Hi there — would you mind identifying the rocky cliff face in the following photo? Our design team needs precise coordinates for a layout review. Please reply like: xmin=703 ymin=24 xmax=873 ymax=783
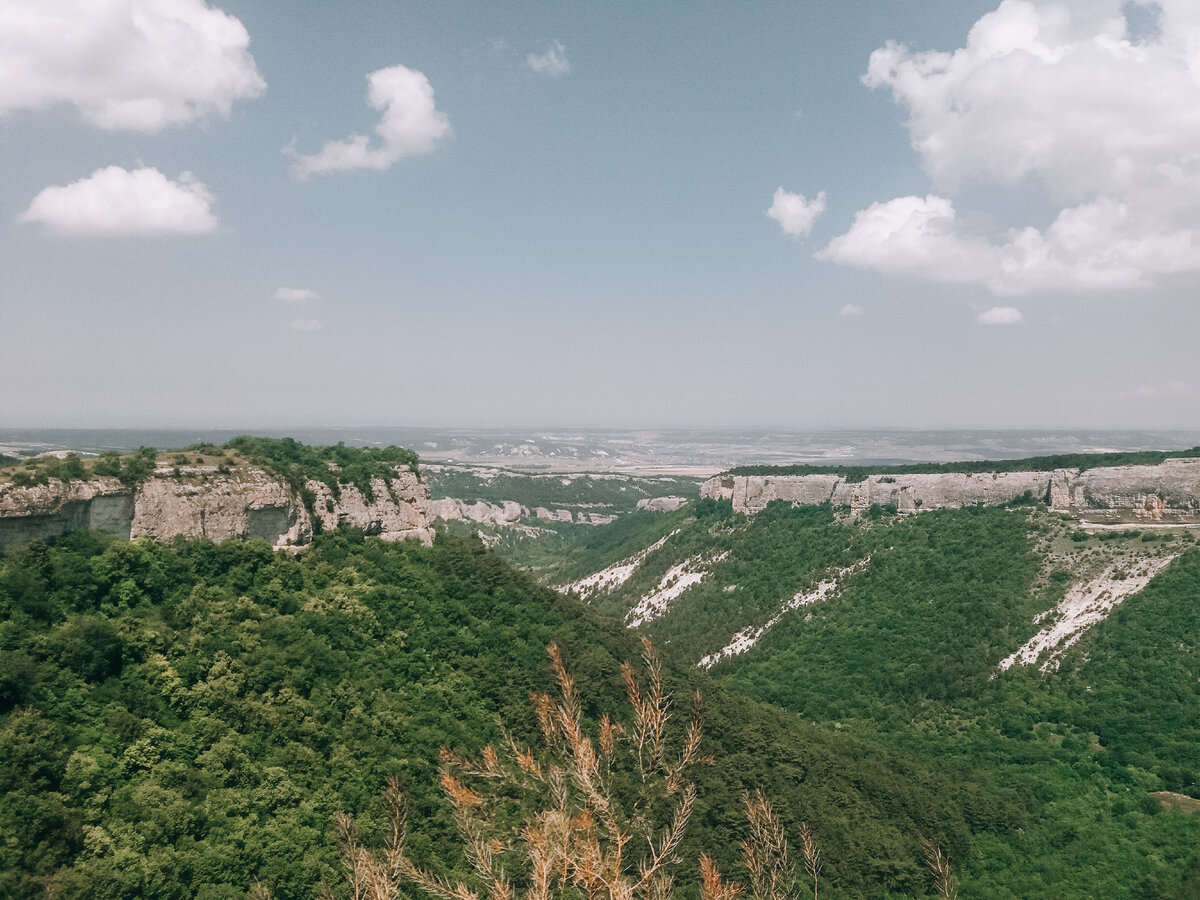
xmin=421 ymin=497 xmax=619 ymax=527
xmin=702 ymin=457 xmax=1200 ymax=522
xmin=0 ymin=464 xmax=434 ymax=551
xmin=0 ymin=478 xmax=134 ymax=549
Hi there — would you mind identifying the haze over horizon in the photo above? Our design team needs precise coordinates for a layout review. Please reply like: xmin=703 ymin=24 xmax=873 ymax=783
xmin=3 ymin=1 xmax=1199 ymax=430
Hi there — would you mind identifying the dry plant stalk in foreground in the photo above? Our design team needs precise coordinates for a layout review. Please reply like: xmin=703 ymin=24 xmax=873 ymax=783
xmin=700 ymin=791 xmax=821 ymax=900
xmin=329 ymin=638 xmax=707 ymax=900
xmin=923 ymin=839 xmax=957 ymax=900
xmin=324 ymin=639 xmax=962 ymax=900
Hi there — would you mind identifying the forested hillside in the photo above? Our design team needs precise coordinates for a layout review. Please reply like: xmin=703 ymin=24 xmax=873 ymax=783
xmin=0 ymin=529 xmax=1010 ymax=899
xmin=544 ymin=501 xmax=1200 ymax=897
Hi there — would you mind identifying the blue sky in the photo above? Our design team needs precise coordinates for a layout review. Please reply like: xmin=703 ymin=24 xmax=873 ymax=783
xmin=2 ymin=0 xmax=1198 ymax=430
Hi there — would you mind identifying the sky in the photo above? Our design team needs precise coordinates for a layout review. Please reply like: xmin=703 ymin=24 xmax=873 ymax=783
xmin=2 ymin=0 xmax=1199 ymax=430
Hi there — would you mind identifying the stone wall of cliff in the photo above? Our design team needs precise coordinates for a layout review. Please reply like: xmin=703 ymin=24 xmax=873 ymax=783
xmin=702 ymin=457 xmax=1200 ymax=521
xmin=421 ymin=497 xmax=619 ymax=527
xmin=0 ymin=464 xmax=435 ymax=551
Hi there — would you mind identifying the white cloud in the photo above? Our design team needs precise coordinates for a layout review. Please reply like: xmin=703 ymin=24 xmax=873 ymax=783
xmin=274 ymin=287 xmax=318 ymax=303
xmin=19 ymin=166 xmax=217 ymax=236
xmin=821 ymin=0 xmax=1200 ymax=294
xmin=0 ymin=0 xmax=264 ymax=132
xmin=527 ymin=41 xmax=570 ymax=76
xmin=292 ymin=65 xmax=451 ymax=177
xmin=819 ymin=193 xmax=1200 ymax=295
xmin=1129 ymin=379 xmax=1188 ymax=397
xmin=839 ymin=303 xmax=865 ymax=317
xmin=977 ymin=306 xmax=1024 ymax=325
xmin=767 ymin=188 xmax=826 ymax=237
xmin=289 ymin=319 xmax=323 ymax=332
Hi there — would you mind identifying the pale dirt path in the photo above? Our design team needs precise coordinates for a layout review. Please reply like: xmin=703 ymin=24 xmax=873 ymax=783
xmin=999 ymin=554 xmax=1178 ymax=673
xmin=698 ymin=558 xmax=870 ymax=669
xmin=559 ymin=530 xmax=678 ymax=600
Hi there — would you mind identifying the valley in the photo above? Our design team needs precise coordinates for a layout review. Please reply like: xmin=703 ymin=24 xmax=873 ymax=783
xmin=2 ymin=439 xmax=1199 ymax=897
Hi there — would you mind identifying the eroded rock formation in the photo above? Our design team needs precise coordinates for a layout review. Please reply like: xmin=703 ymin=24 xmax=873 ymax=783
xmin=0 ymin=465 xmax=435 ymax=551
xmin=702 ymin=458 xmax=1200 ymax=522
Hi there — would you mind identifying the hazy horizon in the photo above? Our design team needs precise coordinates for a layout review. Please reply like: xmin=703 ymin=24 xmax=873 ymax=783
xmin=6 ymin=426 xmax=1200 ymax=473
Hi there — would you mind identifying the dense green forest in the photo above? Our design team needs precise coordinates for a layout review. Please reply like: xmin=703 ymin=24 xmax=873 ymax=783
xmin=5 ymin=439 xmax=1200 ymax=897
xmin=728 ymin=446 xmax=1200 ymax=479
xmin=0 ymin=529 xmax=1014 ymax=899
xmin=534 ymin=501 xmax=1200 ymax=897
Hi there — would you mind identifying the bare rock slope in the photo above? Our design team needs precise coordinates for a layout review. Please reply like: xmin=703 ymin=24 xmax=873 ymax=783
xmin=0 ymin=465 xmax=434 ymax=551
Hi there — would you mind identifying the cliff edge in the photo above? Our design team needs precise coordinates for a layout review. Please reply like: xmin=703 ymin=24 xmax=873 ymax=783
xmin=702 ymin=457 xmax=1200 ymax=522
xmin=0 ymin=461 xmax=435 ymax=552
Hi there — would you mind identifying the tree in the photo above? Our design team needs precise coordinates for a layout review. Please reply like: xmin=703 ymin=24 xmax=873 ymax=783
xmin=330 ymin=639 xmax=707 ymax=900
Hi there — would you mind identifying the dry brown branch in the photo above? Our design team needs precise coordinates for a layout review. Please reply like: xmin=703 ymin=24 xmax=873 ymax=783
xmin=666 ymin=692 xmax=705 ymax=794
xmin=621 ymin=638 xmax=673 ymax=782
xmin=636 ymin=784 xmax=696 ymax=891
xmin=799 ymin=823 xmax=820 ymax=900
xmin=700 ymin=854 xmax=745 ymax=900
xmin=329 ymin=641 xmax=706 ymax=900
xmin=740 ymin=790 xmax=796 ymax=900
xmin=599 ymin=713 xmax=624 ymax=757
xmin=922 ymin=839 xmax=957 ymax=900
xmin=439 ymin=746 xmax=504 ymax=779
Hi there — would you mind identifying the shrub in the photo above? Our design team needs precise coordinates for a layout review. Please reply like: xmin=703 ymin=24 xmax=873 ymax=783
xmin=331 ymin=639 xmax=708 ymax=900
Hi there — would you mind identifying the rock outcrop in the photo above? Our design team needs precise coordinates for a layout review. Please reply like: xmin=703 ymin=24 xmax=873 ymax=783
xmin=0 ymin=465 xmax=435 ymax=552
xmin=636 ymin=496 xmax=688 ymax=512
xmin=424 ymin=498 xmax=526 ymax=526
xmin=702 ymin=457 xmax=1200 ymax=522
xmin=422 ymin=499 xmax=618 ymax=527
xmin=0 ymin=477 xmax=134 ymax=548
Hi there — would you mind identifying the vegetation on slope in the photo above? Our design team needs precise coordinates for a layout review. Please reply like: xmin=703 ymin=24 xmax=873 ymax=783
xmin=0 ymin=448 xmax=158 ymax=488
xmin=0 ymin=529 xmax=1006 ymax=899
xmin=423 ymin=464 xmax=701 ymax=511
xmin=217 ymin=437 xmax=420 ymax=505
xmin=486 ymin=507 xmax=693 ymax=587
xmin=551 ymin=502 xmax=1200 ymax=897
xmin=0 ymin=438 xmax=421 ymax=510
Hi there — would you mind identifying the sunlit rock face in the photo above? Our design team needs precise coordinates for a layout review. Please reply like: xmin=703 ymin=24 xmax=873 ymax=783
xmin=1065 ymin=459 xmax=1200 ymax=522
xmin=424 ymin=497 xmax=528 ymax=526
xmin=702 ymin=458 xmax=1200 ymax=522
xmin=0 ymin=466 xmax=435 ymax=551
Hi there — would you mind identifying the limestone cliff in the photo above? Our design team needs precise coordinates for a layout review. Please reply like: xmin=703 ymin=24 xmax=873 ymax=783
xmin=422 ymin=498 xmax=619 ymax=527
xmin=702 ymin=457 xmax=1200 ymax=522
xmin=0 ymin=464 xmax=434 ymax=551
xmin=423 ymin=497 xmax=527 ymax=526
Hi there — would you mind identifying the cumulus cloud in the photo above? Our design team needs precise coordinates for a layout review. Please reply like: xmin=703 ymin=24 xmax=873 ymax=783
xmin=819 ymin=193 xmax=1200 ymax=295
xmin=977 ymin=306 xmax=1024 ymax=325
xmin=767 ymin=188 xmax=826 ymax=237
xmin=0 ymin=0 xmax=264 ymax=132
xmin=819 ymin=195 xmax=998 ymax=283
xmin=821 ymin=0 xmax=1200 ymax=294
xmin=274 ymin=287 xmax=318 ymax=302
xmin=839 ymin=303 xmax=865 ymax=317
xmin=19 ymin=166 xmax=218 ymax=236
xmin=292 ymin=65 xmax=451 ymax=177
xmin=527 ymin=41 xmax=570 ymax=76
xmin=1127 ymin=379 xmax=1188 ymax=398
xmin=289 ymin=319 xmax=323 ymax=332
